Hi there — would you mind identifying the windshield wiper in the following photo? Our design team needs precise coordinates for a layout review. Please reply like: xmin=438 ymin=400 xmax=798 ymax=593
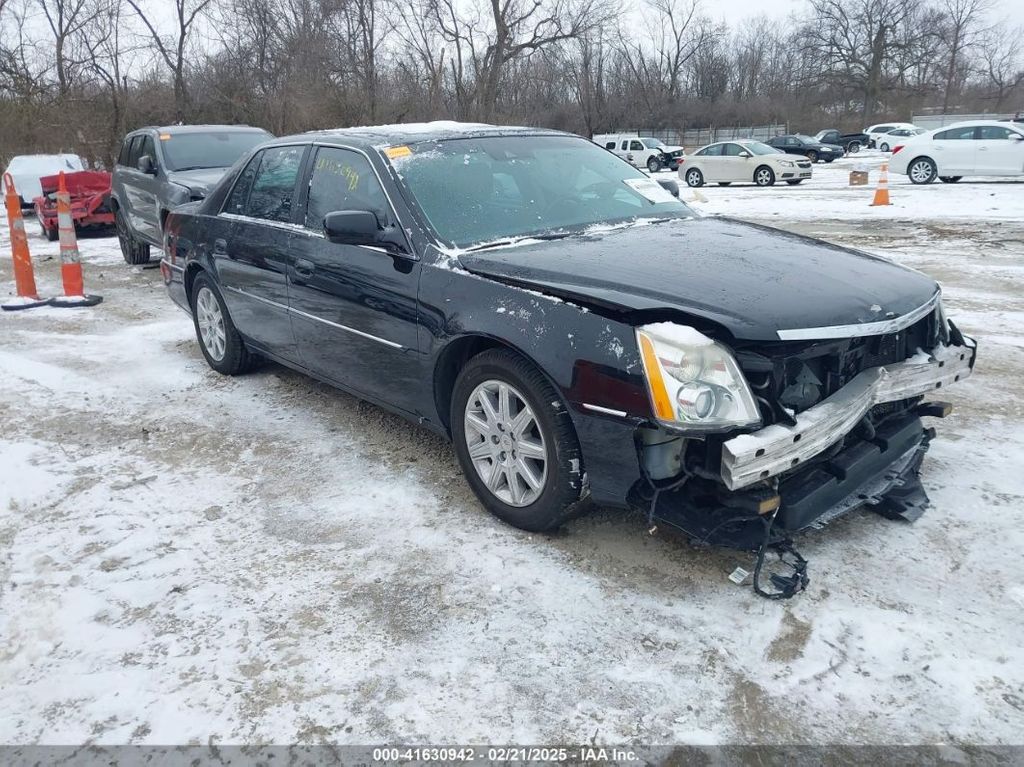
xmin=171 ymin=165 xmax=224 ymax=172
xmin=463 ymin=232 xmax=572 ymax=252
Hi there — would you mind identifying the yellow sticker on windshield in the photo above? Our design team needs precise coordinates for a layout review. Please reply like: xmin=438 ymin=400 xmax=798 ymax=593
xmin=159 ymin=133 xmax=172 ymax=140
xmin=385 ymin=145 xmax=412 ymax=159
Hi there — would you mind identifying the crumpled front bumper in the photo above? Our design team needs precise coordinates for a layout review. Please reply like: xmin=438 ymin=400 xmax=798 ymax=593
xmin=721 ymin=338 xmax=977 ymax=491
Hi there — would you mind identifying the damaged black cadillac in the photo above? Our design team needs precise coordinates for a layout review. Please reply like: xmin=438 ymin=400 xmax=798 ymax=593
xmin=160 ymin=123 xmax=976 ymax=596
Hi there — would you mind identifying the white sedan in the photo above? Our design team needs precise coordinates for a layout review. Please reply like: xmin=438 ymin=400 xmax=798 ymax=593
xmin=2 ymin=153 xmax=84 ymax=206
xmin=679 ymin=140 xmax=813 ymax=187
xmin=889 ymin=120 xmax=1024 ymax=184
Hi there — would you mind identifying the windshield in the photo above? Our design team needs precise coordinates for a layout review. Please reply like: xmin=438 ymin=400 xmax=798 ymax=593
xmin=160 ymin=131 xmax=271 ymax=171
xmin=795 ymin=135 xmax=818 ymax=144
xmin=642 ymin=137 xmax=666 ymax=148
xmin=740 ymin=141 xmax=784 ymax=155
xmin=813 ymin=130 xmax=829 ymax=140
xmin=389 ymin=135 xmax=693 ymax=248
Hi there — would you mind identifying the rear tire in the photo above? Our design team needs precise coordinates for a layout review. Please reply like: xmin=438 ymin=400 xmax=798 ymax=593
xmin=908 ymin=157 xmax=938 ymax=185
xmin=190 ymin=272 xmax=259 ymax=376
xmin=806 ymin=151 xmax=818 ymax=163
xmin=116 ymin=208 xmax=150 ymax=265
xmin=939 ymin=176 xmax=962 ymax=183
xmin=451 ymin=349 xmax=587 ymax=532
xmin=848 ymin=142 xmax=861 ymax=154
xmin=685 ymin=168 xmax=704 ymax=188
xmin=754 ymin=166 xmax=776 ymax=186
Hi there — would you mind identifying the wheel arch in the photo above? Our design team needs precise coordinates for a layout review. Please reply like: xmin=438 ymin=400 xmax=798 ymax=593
xmin=432 ymin=333 xmax=563 ymax=438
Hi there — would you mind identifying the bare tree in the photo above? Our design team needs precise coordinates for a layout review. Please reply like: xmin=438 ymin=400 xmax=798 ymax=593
xmin=124 ymin=0 xmax=215 ymax=121
xmin=978 ymin=23 xmax=1024 ymax=108
xmin=936 ymin=0 xmax=992 ymax=111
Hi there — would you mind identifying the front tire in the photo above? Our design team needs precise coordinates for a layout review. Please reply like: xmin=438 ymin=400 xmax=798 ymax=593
xmin=908 ymin=157 xmax=938 ymax=185
xmin=880 ymin=142 xmax=890 ymax=152
xmin=754 ymin=165 xmax=776 ymax=186
xmin=190 ymin=272 xmax=258 ymax=375
xmin=647 ymin=156 xmax=661 ymax=173
xmin=451 ymin=349 xmax=586 ymax=532
xmin=116 ymin=208 xmax=150 ymax=265
xmin=685 ymin=168 xmax=704 ymax=187
xmin=806 ymin=151 xmax=818 ymax=163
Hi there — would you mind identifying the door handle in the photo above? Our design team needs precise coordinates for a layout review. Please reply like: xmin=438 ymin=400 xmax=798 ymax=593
xmin=294 ymin=258 xmax=315 ymax=278
xmin=979 ymin=147 xmax=989 ymax=151
xmin=213 ymin=238 xmax=228 ymax=255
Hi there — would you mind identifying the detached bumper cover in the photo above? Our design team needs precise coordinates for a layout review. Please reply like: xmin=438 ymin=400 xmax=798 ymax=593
xmin=721 ymin=339 xmax=976 ymax=490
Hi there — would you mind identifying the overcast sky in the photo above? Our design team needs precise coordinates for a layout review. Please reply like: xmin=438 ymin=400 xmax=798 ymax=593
xmin=702 ymin=0 xmax=1024 ymax=26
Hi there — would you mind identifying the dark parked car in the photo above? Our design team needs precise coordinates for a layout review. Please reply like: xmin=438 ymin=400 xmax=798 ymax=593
xmin=112 ymin=124 xmax=273 ymax=265
xmin=767 ymin=134 xmax=844 ymax=162
xmin=161 ymin=123 xmax=975 ymax=587
xmin=814 ymin=129 xmax=869 ymax=154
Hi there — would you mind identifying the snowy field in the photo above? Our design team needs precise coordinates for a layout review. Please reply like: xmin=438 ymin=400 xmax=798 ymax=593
xmin=2 ymin=170 xmax=1024 ymax=747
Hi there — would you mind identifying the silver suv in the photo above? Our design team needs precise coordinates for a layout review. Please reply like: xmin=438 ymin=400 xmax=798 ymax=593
xmin=111 ymin=124 xmax=272 ymax=264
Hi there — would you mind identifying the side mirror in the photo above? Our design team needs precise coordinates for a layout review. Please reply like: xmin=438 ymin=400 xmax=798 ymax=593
xmin=738 ymin=151 xmax=752 ymax=159
xmin=324 ymin=210 xmax=380 ymax=245
xmin=655 ymin=178 xmax=679 ymax=198
xmin=137 ymin=155 xmax=156 ymax=175
xmin=1010 ymin=134 xmax=1023 ymax=141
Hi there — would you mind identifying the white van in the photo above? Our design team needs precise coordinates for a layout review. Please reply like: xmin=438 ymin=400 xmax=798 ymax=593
xmin=593 ymin=134 xmax=685 ymax=172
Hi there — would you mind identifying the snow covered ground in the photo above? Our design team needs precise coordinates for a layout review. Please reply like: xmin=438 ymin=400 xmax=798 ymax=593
xmin=2 ymin=178 xmax=1024 ymax=747
xmin=676 ymin=150 xmax=1024 ymax=221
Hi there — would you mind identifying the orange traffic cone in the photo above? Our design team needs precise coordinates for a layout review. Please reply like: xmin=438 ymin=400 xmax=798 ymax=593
xmin=870 ymin=162 xmax=892 ymax=206
xmin=49 ymin=171 xmax=102 ymax=308
xmin=2 ymin=173 xmax=50 ymax=311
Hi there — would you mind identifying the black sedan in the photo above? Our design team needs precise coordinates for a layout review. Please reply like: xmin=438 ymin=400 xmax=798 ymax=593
xmin=767 ymin=134 xmax=844 ymax=163
xmin=160 ymin=124 xmax=975 ymax=579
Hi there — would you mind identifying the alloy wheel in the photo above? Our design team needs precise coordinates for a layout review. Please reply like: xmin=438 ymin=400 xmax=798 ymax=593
xmin=909 ymin=159 xmax=935 ymax=184
xmin=463 ymin=379 xmax=548 ymax=507
xmin=195 ymin=286 xmax=227 ymax=362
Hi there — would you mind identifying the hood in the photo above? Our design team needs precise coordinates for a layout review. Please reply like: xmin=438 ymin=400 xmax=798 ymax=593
xmin=166 ymin=167 xmax=229 ymax=197
xmin=659 ymin=145 xmax=685 ymax=154
xmin=457 ymin=217 xmax=938 ymax=342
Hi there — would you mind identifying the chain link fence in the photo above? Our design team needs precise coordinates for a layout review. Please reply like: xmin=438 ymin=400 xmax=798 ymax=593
xmin=609 ymin=125 xmax=788 ymax=148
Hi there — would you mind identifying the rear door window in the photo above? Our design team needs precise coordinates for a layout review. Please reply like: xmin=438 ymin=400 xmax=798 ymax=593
xmin=244 ymin=145 xmax=306 ymax=223
xmin=303 ymin=147 xmax=388 ymax=232
xmin=224 ymin=152 xmax=263 ymax=216
xmin=935 ymin=126 xmax=977 ymax=140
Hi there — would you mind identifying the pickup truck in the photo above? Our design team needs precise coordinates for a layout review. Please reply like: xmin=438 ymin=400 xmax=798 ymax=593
xmin=815 ymin=129 xmax=869 ymax=154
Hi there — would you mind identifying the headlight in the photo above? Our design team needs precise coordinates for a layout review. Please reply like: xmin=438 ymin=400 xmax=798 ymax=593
xmin=778 ymin=160 xmax=795 ymax=168
xmin=636 ymin=323 xmax=761 ymax=431
xmin=168 ymin=182 xmax=192 ymax=203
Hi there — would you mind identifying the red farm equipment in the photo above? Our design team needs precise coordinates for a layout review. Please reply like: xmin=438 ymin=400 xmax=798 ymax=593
xmin=33 ymin=170 xmax=114 ymax=241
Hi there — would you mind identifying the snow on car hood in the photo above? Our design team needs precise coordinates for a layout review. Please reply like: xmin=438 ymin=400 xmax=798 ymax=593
xmin=457 ymin=217 xmax=939 ymax=341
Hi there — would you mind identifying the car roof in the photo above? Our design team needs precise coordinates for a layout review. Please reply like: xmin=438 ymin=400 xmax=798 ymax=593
xmin=935 ymin=119 xmax=1021 ymax=128
xmin=130 ymin=124 xmax=270 ymax=135
xmin=283 ymin=120 xmax=569 ymax=149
